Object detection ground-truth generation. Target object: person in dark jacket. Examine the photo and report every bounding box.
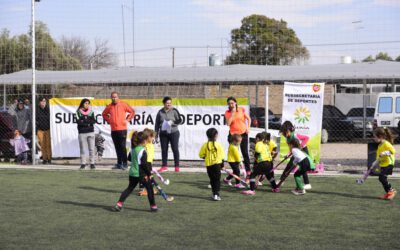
[155,96,182,172]
[36,97,52,164]
[76,98,96,169]
[13,98,32,138]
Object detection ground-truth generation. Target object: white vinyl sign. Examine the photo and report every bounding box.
[280,82,325,162]
[50,98,249,160]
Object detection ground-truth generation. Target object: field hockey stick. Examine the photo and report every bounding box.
[152,169,170,185]
[258,154,291,185]
[356,159,379,184]
[274,154,292,171]
[239,162,247,178]
[151,179,174,202]
[276,164,297,188]
[222,169,249,187]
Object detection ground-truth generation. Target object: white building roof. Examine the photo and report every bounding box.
[0,61,399,85]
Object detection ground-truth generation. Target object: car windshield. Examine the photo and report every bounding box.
[347,108,375,117]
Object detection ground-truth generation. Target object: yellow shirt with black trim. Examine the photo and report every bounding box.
[227,144,241,163]
[268,140,277,156]
[145,142,155,163]
[199,141,225,167]
[376,140,395,167]
[255,141,272,163]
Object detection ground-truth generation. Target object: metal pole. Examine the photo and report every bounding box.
[265,86,269,131]
[132,0,135,67]
[121,4,127,67]
[392,78,395,92]
[220,38,223,63]
[31,0,37,165]
[3,85,6,110]
[363,79,367,139]
[206,45,209,66]
[255,82,259,107]
[172,47,175,68]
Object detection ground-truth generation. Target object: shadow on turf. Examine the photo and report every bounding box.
[167,192,212,201]
[173,180,246,194]
[79,186,120,194]
[311,190,378,200]
[56,200,149,212]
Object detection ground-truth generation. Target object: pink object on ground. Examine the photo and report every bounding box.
[158,166,168,172]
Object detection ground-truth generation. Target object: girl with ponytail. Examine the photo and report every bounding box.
[373,127,397,200]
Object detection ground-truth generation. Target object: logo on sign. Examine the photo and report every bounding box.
[294,106,311,124]
[312,83,321,93]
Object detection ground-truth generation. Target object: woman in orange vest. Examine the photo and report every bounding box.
[224,97,251,176]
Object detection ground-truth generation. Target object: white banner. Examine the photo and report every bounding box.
[50,98,249,160]
[280,82,325,162]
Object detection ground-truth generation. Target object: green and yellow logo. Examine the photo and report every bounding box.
[294,106,311,124]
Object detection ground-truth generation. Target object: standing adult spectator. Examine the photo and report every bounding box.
[24,97,31,110]
[77,98,96,170]
[155,96,182,172]
[36,97,52,164]
[13,98,32,139]
[224,96,251,175]
[12,98,32,161]
[102,92,135,170]
[8,99,18,116]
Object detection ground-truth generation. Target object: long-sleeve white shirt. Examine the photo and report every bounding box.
[291,148,307,165]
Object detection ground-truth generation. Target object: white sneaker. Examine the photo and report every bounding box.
[304,184,312,190]
[213,195,221,201]
[223,178,233,186]
[291,189,306,195]
[257,181,263,186]
[207,184,212,189]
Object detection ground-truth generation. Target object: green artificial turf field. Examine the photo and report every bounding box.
[0,169,399,249]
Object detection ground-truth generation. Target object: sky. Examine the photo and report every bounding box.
[0,0,399,67]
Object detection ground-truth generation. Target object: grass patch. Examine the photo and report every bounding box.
[0,169,399,249]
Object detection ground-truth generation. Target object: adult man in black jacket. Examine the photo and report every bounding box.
[36,97,52,164]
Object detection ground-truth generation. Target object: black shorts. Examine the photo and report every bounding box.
[252,161,272,176]
[379,165,393,176]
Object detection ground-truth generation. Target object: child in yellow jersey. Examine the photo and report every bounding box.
[258,132,278,185]
[265,132,278,160]
[373,128,397,200]
[138,128,157,196]
[199,128,225,201]
[223,134,245,188]
[242,133,279,195]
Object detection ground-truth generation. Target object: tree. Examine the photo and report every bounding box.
[34,21,82,71]
[88,38,117,69]
[0,21,82,75]
[375,52,392,61]
[225,15,309,65]
[59,36,90,68]
[362,55,375,62]
[396,55,400,62]
[59,36,117,69]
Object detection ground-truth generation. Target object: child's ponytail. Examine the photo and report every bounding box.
[384,128,393,144]
[374,127,394,144]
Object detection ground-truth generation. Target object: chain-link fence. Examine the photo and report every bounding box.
[1,1,400,169]
[1,75,400,168]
